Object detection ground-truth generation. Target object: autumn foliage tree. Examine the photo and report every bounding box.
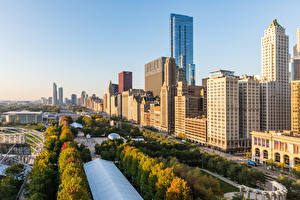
[120,146,192,200]
[57,142,91,200]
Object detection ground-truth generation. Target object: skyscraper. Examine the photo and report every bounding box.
[71,94,77,105]
[207,70,239,151]
[160,57,177,133]
[292,28,300,80]
[238,75,260,148]
[294,28,300,58]
[170,13,195,85]
[81,91,86,106]
[260,19,291,131]
[291,80,300,133]
[58,87,63,105]
[145,57,166,97]
[118,71,132,93]
[52,82,57,106]
[174,81,203,136]
[106,81,118,116]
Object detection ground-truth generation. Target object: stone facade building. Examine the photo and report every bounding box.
[251,131,300,168]
[291,80,300,133]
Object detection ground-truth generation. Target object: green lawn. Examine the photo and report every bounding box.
[201,170,240,193]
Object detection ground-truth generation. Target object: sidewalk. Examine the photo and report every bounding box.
[201,168,241,188]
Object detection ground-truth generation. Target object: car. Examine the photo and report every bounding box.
[247,160,257,166]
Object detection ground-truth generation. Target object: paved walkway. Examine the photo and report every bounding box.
[74,131,107,159]
[201,169,240,188]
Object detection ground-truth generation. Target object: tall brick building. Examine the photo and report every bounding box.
[118,71,132,93]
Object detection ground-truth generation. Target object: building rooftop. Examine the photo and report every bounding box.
[4,110,42,115]
[83,159,143,200]
[251,130,300,138]
[209,70,235,78]
[268,19,283,29]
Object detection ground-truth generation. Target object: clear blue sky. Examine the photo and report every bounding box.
[1,0,299,100]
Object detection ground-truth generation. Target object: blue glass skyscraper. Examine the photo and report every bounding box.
[170,13,195,85]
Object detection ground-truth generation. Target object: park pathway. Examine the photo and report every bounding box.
[201,168,241,188]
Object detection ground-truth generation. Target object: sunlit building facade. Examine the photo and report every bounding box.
[170,13,195,85]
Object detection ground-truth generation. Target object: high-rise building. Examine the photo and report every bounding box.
[207,70,239,151]
[71,94,77,105]
[102,94,107,113]
[81,91,86,106]
[184,117,207,145]
[118,71,132,93]
[291,80,300,133]
[145,57,166,97]
[160,57,177,133]
[52,82,57,106]
[291,59,300,81]
[238,75,260,148]
[292,28,300,81]
[58,87,63,105]
[260,19,291,131]
[117,94,122,118]
[106,81,119,116]
[170,13,195,85]
[174,81,203,136]
[294,28,300,58]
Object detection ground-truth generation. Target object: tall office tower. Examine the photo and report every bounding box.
[84,94,88,107]
[102,94,107,113]
[291,80,300,133]
[174,81,203,136]
[58,87,63,105]
[160,57,177,133]
[106,81,119,116]
[238,75,260,148]
[294,28,300,58]
[117,94,122,118]
[52,83,57,106]
[292,28,300,80]
[207,70,239,152]
[48,97,53,105]
[81,91,86,106]
[170,13,195,85]
[260,19,291,131]
[291,59,300,81]
[118,71,132,93]
[145,57,167,97]
[71,94,77,105]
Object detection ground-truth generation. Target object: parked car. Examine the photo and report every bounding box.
[247,160,257,166]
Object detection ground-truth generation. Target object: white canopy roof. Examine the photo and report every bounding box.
[84,159,143,200]
[70,122,83,129]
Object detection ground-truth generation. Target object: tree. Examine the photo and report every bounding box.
[60,116,73,126]
[57,176,90,200]
[78,144,92,162]
[59,126,74,142]
[166,177,192,200]
[155,168,175,200]
[0,164,25,200]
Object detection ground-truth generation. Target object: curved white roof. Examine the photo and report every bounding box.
[108,133,120,140]
[70,122,83,129]
[84,159,143,200]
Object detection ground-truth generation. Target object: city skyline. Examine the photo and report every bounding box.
[1,0,300,100]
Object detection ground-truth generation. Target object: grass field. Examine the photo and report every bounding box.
[201,170,240,193]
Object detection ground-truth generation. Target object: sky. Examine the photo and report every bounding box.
[0,0,300,101]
